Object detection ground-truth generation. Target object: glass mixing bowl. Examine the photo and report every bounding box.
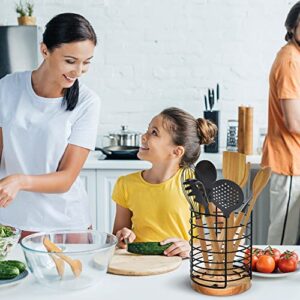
[20,230,117,290]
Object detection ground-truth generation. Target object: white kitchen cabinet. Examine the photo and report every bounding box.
[80,164,148,233]
[79,169,97,229]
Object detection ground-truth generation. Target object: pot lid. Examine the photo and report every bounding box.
[109,125,140,137]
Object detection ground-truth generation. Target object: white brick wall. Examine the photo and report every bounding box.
[0,0,294,151]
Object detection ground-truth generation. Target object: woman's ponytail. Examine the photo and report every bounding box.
[63,79,79,111]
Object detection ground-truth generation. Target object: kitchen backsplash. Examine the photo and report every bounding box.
[0,0,292,153]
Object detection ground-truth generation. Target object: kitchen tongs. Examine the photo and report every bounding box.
[43,237,82,278]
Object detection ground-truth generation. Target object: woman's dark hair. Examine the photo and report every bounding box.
[43,13,97,111]
[285,1,300,41]
[160,107,217,167]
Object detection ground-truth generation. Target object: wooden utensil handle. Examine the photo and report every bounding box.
[43,237,82,277]
[196,217,210,270]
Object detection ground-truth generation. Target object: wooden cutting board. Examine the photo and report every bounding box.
[104,249,182,276]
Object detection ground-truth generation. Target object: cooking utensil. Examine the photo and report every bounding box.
[216,192,251,249]
[239,162,251,189]
[233,193,253,231]
[209,179,244,219]
[208,89,213,111]
[96,146,140,160]
[181,169,211,270]
[104,125,141,147]
[209,179,244,271]
[48,253,65,278]
[181,167,198,212]
[233,167,272,254]
[216,84,220,101]
[185,179,222,267]
[195,160,217,192]
[43,238,82,278]
[204,95,208,111]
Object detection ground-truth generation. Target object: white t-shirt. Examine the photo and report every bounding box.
[0,71,100,231]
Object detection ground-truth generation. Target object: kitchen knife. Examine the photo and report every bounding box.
[204,95,208,111]
[211,89,215,111]
[208,89,213,111]
[216,83,220,101]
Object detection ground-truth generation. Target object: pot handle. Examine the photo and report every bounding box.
[95,147,112,156]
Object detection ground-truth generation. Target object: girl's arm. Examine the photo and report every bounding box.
[113,204,135,248]
[0,144,90,207]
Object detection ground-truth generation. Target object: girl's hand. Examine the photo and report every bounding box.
[115,227,136,249]
[0,175,24,208]
[161,237,190,258]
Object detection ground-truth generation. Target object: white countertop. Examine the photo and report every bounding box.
[1,245,299,300]
[83,151,262,170]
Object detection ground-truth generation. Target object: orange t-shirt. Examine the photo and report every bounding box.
[261,41,300,175]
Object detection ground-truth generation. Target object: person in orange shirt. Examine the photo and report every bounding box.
[261,2,300,245]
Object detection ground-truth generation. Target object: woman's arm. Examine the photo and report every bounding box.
[0,144,89,207]
[21,144,90,193]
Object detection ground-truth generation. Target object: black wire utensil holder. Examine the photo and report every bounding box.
[189,206,252,296]
[181,166,253,296]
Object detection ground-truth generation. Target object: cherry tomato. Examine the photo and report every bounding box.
[278,252,298,273]
[244,248,263,271]
[263,246,281,267]
[256,255,276,273]
[280,250,298,262]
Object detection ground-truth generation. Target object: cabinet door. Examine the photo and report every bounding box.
[96,169,140,233]
[80,170,97,229]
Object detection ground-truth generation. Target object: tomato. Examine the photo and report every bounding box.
[263,246,281,267]
[256,255,276,273]
[244,248,263,271]
[280,250,298,262]
[278,252,298,273]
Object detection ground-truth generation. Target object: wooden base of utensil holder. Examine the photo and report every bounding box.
[191,269,251,296]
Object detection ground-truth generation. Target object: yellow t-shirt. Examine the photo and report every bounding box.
[112,169,190,242]
[261,41,300,175]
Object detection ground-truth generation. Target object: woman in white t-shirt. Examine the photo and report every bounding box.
[0,13,100,237]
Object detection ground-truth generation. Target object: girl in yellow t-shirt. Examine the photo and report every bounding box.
[112,107,217,258]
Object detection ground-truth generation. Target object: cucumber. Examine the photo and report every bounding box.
[0,264,19,280]
[0,260,26,273]
[127,242,173,255]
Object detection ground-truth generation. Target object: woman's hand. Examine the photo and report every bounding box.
[115,227,136,249]
[161,237,190,258]
[0,175,24,207]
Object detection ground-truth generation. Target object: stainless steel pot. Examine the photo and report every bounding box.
[105,125,142,147]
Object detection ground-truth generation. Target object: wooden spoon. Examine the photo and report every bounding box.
[230,167,272,263]
[43,237,82,278]
[49,253,65,278]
